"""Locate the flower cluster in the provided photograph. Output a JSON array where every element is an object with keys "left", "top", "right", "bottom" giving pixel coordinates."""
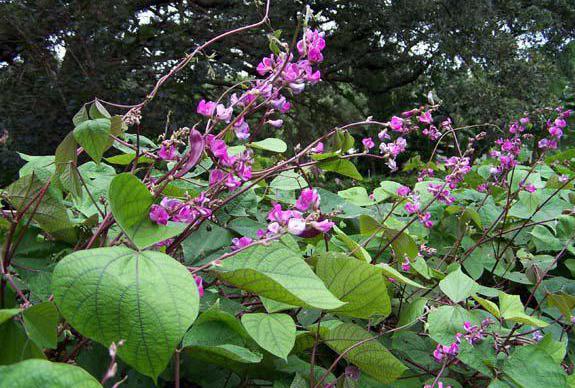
[
  {"left": 397, "top": 185, "right": 433, "bottom": 228},
  {"left": 206, "top": 134, "right": 253, "bottom": 191},
  {"left": 264, "top": 188, "right": 334, "bottom": 238},
  {"left": 433, "top": 319, "right": 491, "bottom": 363},
  {"left": 194, "top": 28, "right": 325, "bottom": 142},
  {"left": 539, "top": 108, "right": 571, "bottom": 150},
  {"left": 149, "top": 194, "right": 211, "bottom": 226}
]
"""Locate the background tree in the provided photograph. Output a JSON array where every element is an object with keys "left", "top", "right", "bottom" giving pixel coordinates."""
[{"left": 1, "top": 0, "right": 574, "bottom": 185}]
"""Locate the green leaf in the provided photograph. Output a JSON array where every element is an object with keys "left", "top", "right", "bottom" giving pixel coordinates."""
[
  {"left": 472, "top": 295, "right": 501, "bottom": 318},
  {"left": 241, "top": 313, "right": 296, "bottom": 360},
  {"left": 270, "top": 171, "right": 309, "bottom": 191},
  {"left": 332, "top": 226, "right": 371, "bottom": 262},
  {"left": 499, "top": 292, "right": 548, "bottom": 327},
  {"left": 502, "top": 345, "right": 566, "bottom": 387},
  {"left": 547, "top": 293, "right": 575, "bottom": 320},
  {"left": 105, "top": 153, "right": 154, "bottom": 165},
  {"left": 73, "top": 118, "right": 112, "bottom": 163},
  {"left": 0, "top": 309, "right": 20, "bottom": 325},
  {"left": 376, "top": 263, "right": 426, "bottom": 289},
  {"left": 314, "top": 321, "right": 407, "bottom": 384},
  {"left": 0, "top": 320, "right": 45, "bottom": 364},
  {"left": 0, "top": 359, "right": 101, "bottom": 388},
  {"left": 439, "top": 267, "right": 479, "bottom": 303},
  {"left": 318, "top": 158, "right": 363, "bottom": 180},
  {"left": 536, "top": 334, "right": 567, "bottom": 364},
  {"left": 337, "top": 187, "right": 380, "bottom": 206},
  {"left": 183, "top": 308, "right": 248, "bottom": 348},
  {"left": 398, "top": 298, "right": 427, "bottom": 328},
  {"left": 530, "top": 225, "right": 563, "bottom": 252},
  {"left": 185, "top": 344, "right": 262, "bottom": 368},
  {"left": 250, "top": 138, "right": 288, "bottom": 153},
  {"left": 260, "top": 297, "right": 297, "bottom": 313},
  {"left": 427, "top": 305, "right": 478, "bottom": 345},
  {"left": 52, "top": 247, "right": 200, "bottom": 380},
  {"left": 6, "top": 172, "right": 76, "bottom": 242},
  {"left": 316, "top": 253, "right": 390, "bottom": 318},
  {"left": 89, "top": 100, "right": 111, "bottom": 119},
  {"left": 108, "top": 173, "right": 187, "bottom": 250},
  {"left": 22, "top": 302, "right": 58, "bottom": 349},
  {"left": 72, "top": 105, "right": 90, "bottom": 126},
  {"left": 215, "top": 242, "right": 344, "bottom": 310},
  {"left": 182, "top": 221, "right": 234, "bottom": 264}
]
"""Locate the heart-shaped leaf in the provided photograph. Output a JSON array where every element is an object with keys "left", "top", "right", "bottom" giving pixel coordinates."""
[
  {"left": 73, "top": 118, "right": 112, "bottom": 163},
  {"left": 316, "top": 253, "right": 390, "bottom": 319},
  {"left": 0, "top": 359, "right": 101, "bottom": 388},
  {"left": 52, "top": 247, "right": 200, "bottom": 380},
  {"left": 241, "top": 313, "right": 296, "bottom": 360},
  {"left": 108, "top": 173, "right": 187, "bottom": 249},
  {"left": 216, "top": 242, "right": 344, "bottom": 310}
]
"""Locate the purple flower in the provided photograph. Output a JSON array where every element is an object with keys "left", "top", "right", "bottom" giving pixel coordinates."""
[
  {"left": 532, "top": 331, "right": 544, "bottom": 342},
  {"left": 401, "top": 257, "right": 411, "bottom": 272},
  {"left": 231, "top": 236, "right": 253, "bottom": 251},
  {"left": 197, "top": 99, "right": 217, "bottom": 117},
  {"left": 194, "top": 275, "right": 204, "bottom": 297},
  {"left": 404, "top": 201, "right": 420, "bottom": 215},
  {"left": 310, "top": 219, "right": 335, "bottom": 233},
  {"left": 362, "top": 137, "right": 375, "bottom": 150},
  {"left": 389, "top": 116, "right": 404, "bottom": 132},
  {"left": 215, "top": 104, "right": 233, "bottom": 122},
  {"left": 549, "top": 126, "right": 563, "bottom": 138},
  {"left": 419, "top": 212, "right": 433, "bottom": 229},
  {"left": 523, "top": 183, "right": 536, "bottom": 193},
  {"left": 520, "top": 116, "right": 530, "bottom": 125},
  {"left": 311, "top": 142, "right": 324, "bottom": 154},
  {"left": 287, "top": 218, "right": 307, "bottom": 236},
  {"left": 397, "top": 185, "right": 411, "bottom": 197},
  {"left": 158, "top": 143, "right": 177, "bottom": 161},
  {"left": 150, "top": 204, "right": 169, "bottom": 225},
  {"left": 554, "top": 118, "right": 567, "bottom": 128},
  {"left": 267, "top": 119, "right": 284, "bottom": 128},
  {"left": 234, "top": 119, "right": 251, "bottom": 140},
  {"left": 295, "top": 188, "right": 320, "bottom": 212},
  {"left": 418, "top": 110, "right": 433, "bottom": 124}
]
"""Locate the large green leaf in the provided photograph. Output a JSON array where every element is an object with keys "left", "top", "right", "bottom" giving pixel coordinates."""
[
  {"left": 73, "top": 118, "right": 112, "bottom": 163},
  {"left": 0, "top": 359, "right": 101, "bottom": 388},
  {"left": 502, "top": 345, "right": 567, "bottom": 387},
  {"left": 52, "top": 247, "right": 200, "bottom": 380},
  {"left": 215, "top": 242, "right": 343, "bottom": 310},
  {"left": 22, "top": 302, "right": 58, "bottom": 349},
  {"left": 0, "top": 309, "right": 20, "bottom": 325},
  {"left": 314, "top": 321, "right": 407, "bottom": 384},
  {"left": 108, "top": 173, "right": 187, "bottom": 249},
  {"left": 241, "top": 313, "right": 296, "bottom": 360},
  {"left": 439, "top": 267, "right": 479, "bottom": 303},
  {"left": 427, "top": 305, "right": 480, "bottom": 345},
  {"left": 315, "top": 253, "right": 391, "bottom": 318},
  {"left": 332, "top": 226, "right": 371, "bottom": 262},
  {"left": 318, "top": 158, "right": 363, "bottom": 180},
  {"left": 0, "top": 320, "right": 45, "bottom": 365},
  {"left": 183, "top": 308, "right": 248, "bottom": 348},
  {"left": 499, "top": 292, "right": 548, "bottom": 327}
]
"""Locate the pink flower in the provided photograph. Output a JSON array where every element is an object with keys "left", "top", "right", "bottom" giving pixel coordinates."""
[
  {"left": 362, "top": 137, "right": 375, "bottom": 150},
  {"left": 194, "top": 275, "right": 204, "bottom": 297},
  {"left": 378, "top": 129, "right": 390, "bottom": 140},
  {"left": 311, "top": 142, "right": 324, "bottom": 154},
  {"left": 150, "top": 204, "right": 169, "bottom": 225},
  {"left": 231, "top": 236, "right": 253, "bottom": 251},
  {"left": 310, "top": 219, "right": 335, "bottom": 233},
  {"left": 523, "top": 183, "right": 536, "bottom": 193},
  {"left": 197, "top": 99, "right": 217, "bottom": 117},
  {"left": 209, "top": 169, "right": 226, "bottom": 187},
  {"left": 216, "top": 104, "right": 233, "bottom": 122},
  {"left": 554, "top": 118, "right": 567, "bottom": 128},
  {"left": 295, "top": 188, "right": 320, "bottom": 211},
  {"left": 397, "top": 185, "right": 411, "bottom": 197},
  {"left": 418, "top": 110, "right": 433, "bottom": 124},
  {"left": 419, "top": 212, "right": 433, "bottom": 228},
  {"left": 287, "top": 218, "right": 307, "bottom": 235},
  {"left": 234, "top": 120, "right": 251, "bottom": 140},
  {"left": 267, "top": 119, "right": 284, "bottom": 128},
  {"left": 520, "top": 116, "right": 530, "bottom": 125},
  {"left": 158, "top": 143, "right": 177, "bottom": 161},
  {"left": 549, "top": 126, "right": 563, "bottom": 138},
  {"left": 401, "top": 257, "right": 411, "bottom": 272},
  {"left": 404, "top": 201, "right": 420, "bottom": 215},
  {"left": 559, "top": 175, "right": 569, "bottom": 183},
  {"left": 389, "top": 116, "right": 404, "bottom": 132}
]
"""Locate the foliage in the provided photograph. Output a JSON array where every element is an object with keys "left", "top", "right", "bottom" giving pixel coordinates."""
[{"left": 1, "top": 3, "right": 575, "bottom": 388}]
